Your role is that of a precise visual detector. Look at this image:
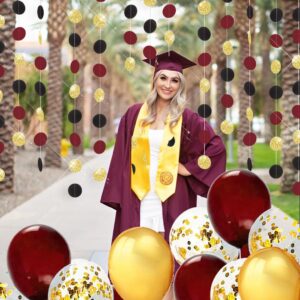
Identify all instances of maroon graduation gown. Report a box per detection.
[100,103,226,243]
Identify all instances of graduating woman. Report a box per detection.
[101,50,226,242]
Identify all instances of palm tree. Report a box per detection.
[45,0,68,168]
[0,0,16,193]
[281,0,298,193]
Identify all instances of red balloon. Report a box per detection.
[207,170,271,248]
[174,254,226,300]
[7,225,71,300]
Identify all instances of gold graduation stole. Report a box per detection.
[131,102,182,202]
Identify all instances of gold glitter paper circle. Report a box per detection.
[144,0,157,6]
[94,88,105,102]
[0,90,3,103]
[270,136,282,151]
[246,107,253,121]
[271,60,281,74]
[93,14,106,29]
[200,78,210,93]
[69,159,82,173]
[0,169,5,182]
[124,57,136,72]
[220,120,234,135]
[160,171,173,185]
[14,54,25,66]
[198,155,211,169]
[93,168,107,181]
[198,1,211,15]
[293,130,300,144]
[164,30,175,46]
[12,132,25,147]
[0,16,5,28]
[38,32,42,45]
[36,107,44,121]
[69,84,80,99]
[292,55,300,70]
[68,9,83,24]
[223,41,233,56]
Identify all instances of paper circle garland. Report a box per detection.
[198,53,211,66]
[198,104,212,118]
[198,155,211,169]
[292,55,300,69]
[68,183,82,197]
[93,14,106,29]
[34,132,47,147]
[220,15,235,29]
[94,88,105,102]
[69,133,81,147]
[13,79,26,93]
[0,168,5,182]
[36,107,44,121]
[93,168,107,181]
[124,31,137,45]
[163,4,176,18]
[68,9,82,24]
[13,106,25,120]
[0,15,5,28]
[35,81,46,96]
[69,33,81,47]
[13,27,26,41]
[293,130,300,144]
[69,84,80,99]
[270,136,282,151]
[93,64,107,77]
[143,45,156,59]
[94,40,107,53]
[198,1,212,15]
[221,94,234,108]
[246,107,254,121]
[243,132,257,146]
[144,19,156,33]
[271,59,281,74]
[198,27,211,41]
[124,57,135,72]
[270,111,282,125]
[93,114,107,128]
[199,78,210,93]
[35,56,47,70]
[69,159,82,173]
[68,109,82,123]
[164,30,175,45]
[70,60,80,73]
[270,8,283,22]
[124,5,137,19]
[220,120,234,135]
[0,90,3,102]
[144,0,157,6]
[269,164,283,178]
[13,1,26,14]
[94,140,106,154]
[223,41,233,56]
[37,5,44,19]
[12,132,25,147]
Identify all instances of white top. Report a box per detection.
[140,128,165,232]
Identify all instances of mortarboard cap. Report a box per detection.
[143,50,196,74]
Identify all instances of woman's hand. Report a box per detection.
[178,162,191,176]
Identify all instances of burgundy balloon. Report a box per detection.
[7,225,71,300]
[174,254,226,300]
[207,170,271,248]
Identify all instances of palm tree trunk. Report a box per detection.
[0,0,15,193]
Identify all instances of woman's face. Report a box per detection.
[156,70,181,101]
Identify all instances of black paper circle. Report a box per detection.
[247,158,253,171]
[37,5,44,19]
[223,0,232,2]
[221,68,234,82]
[244,81,255,96]
[198,104,212,118]
[12,80,26,93]
[293,81,300,95]
[0,115,4,128]
[93,114,107,128]
[94,40,106,54]
[293,157,300,170]
[144,19,156,33]
[293,8,300,22]
[269,85,283,99]
[38,158,43,172]
[0,41,4,53]
[269,164,283,178]
[247,5,254,19]
[69,33,81,47]
[124,5,137,19]
[68,183,82,197]
[35,81,46,96]
[13,1,25,14]
[198,27,211,41]
[270,8,282,22]
[68,109,82,124]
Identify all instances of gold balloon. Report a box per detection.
[14,54,25,66]
[238,247,300,300]
[0,15,5,28]
[197,155,211,169]
[94,88,105,103]
[12,132,25,147]
[69,159,82,173]
[200,78,210,93]
[0,90,3,103]
[68,9,82,24]
[271,60,281,74]
[0,169,5,182]
[164,30,175,46]
[270,136,282,151]
[93,14,106,29]
[69,84,80,99]
[124,57,136,73]
[246,107,253,121]
[198,1,212,15]
[220,120,234,135]
[292,55,300,70]
[144,0,157,6]
[293,130,300,144]
[36,107,44,121]
[109,227,174,300]
[93,168,107,181]
[38,32,42,45]
[223,41,233,56]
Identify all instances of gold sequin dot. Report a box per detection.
[0,15,5,28]
[160,171,173,185]
[12,132,26,147]
[246,107,253,121]
[164,30,175,46]
[94,88,105,103]
[69,159,82,173]
[292,55,300,70]
[68,9,83,24]
[220,120,234,135]
[69,84,80,99]
[198,1,211,15]
[0,169,5,182]
[271,60,281,74]
[93,14,106,29]
[124,57,136,72]
[223,41,233,56]
[144,0,157,6]
[198,155,211,169]
[270,136,282,151]
[200,78,210,93]
[93,168,106,181]
[36,107,44,121]
[293,130,300,144]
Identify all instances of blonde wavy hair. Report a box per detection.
[141,70,187,131]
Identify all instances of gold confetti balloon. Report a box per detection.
[223,41,233,56]
[199,78,210,93]
[94,88,105,103]
[48,260,113,300]
[0,15,5,28]
[93,168,107,181]
[36,107,44,121]
[211,258,246,300]
[170,207,239,265]
[198,1,212,15]
[198,154,211,169]
[0,283,13,298]
[292,55,300,70]
[293,130,300,144]
[93,14,106,29]
[249,207,300,264]
[144,0,157,6]
[14,54,25,66]
[164,30,175,46]
[12,132,25,147]
[0,90,3,103]
[124,57,136,73]
[68,9,82,24]
[69,84,80,99]
[68,159,82,173]
[0,169,5,182]
[271,60,281,74]
[270,136,282,151]
[220,120,234,135]
[246,107,253,121]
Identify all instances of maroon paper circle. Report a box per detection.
[143,46,157,59]
[270,111,282,125]
[13,27,26,41]
[124,31,137,45]
[292,105,300,118]
[34,56,47,70]
[34,132,47,146]
[292,181,300,195]
[70,60,80,73]
[0,65,5,77]
[244,56,256,70]
[13,106,26,120]
[93,64,107,77]
[0,141,4,154]
[221,94,234,108]
[198,53,211,67]
[220,15,234,29]
[243,132,257,146]
[69,133,81,147]
[94,140,106,154]
[163,4,176,18]
[293,29,300,44]
[269,34,283,48]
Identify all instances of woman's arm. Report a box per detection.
[178,162,191,176]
